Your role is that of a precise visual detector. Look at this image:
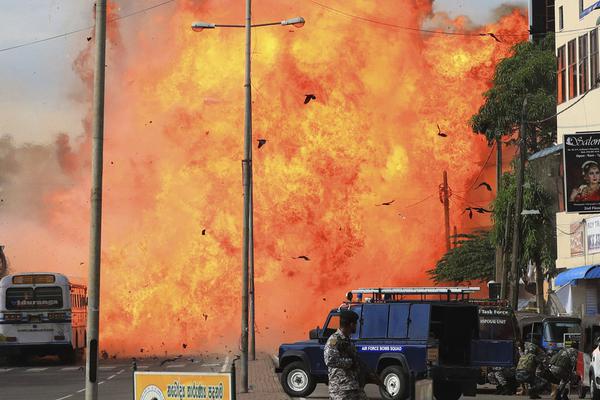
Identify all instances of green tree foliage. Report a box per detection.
[491,168,556,278]
[428,231,495,284]
[471,34,556,150]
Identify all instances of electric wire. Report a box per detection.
[462,143,496,193]
[305,0,599,38]
[0,0,175,53]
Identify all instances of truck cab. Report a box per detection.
[276,287,513,400]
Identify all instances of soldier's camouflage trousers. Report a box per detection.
[329,389,369,400]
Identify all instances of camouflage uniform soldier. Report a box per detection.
[324,310,367,400]
[515,342,547,399]
[542,345,578,400]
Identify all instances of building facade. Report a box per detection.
[553,0,600,315]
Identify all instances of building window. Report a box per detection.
[580,0,585,14]
[592,28,599,88]
[569,39,578,99]
[559,6,564,30]
[558,45,566,103]
[546,0,555,32]
[579,34,589,93]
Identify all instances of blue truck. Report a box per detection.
[276,287,514,400]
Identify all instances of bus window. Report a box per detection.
[6,286,63,310]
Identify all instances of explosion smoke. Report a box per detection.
[0,1,526,354]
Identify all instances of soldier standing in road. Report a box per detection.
[324,310,367,400]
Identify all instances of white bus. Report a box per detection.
[0,272,86,363]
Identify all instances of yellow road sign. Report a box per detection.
[134,371,233,400]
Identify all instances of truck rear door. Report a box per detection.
[471,307,515,367]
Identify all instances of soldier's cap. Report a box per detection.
[340,310,359,325]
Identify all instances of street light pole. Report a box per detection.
[191,13,305,393]
[85,1,107,399]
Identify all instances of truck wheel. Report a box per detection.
[592,373,600,400]
[280,361,316,398]
[379,365,408,400]
[434,381,462,400]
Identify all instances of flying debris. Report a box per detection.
[257,139,267,149]
[201,229,206,235]
[202,313,208,321]
[160,355,182,366]
[304,94,316,104]
[476,182,492,191]
[437,124,448,137]
[376,200,395,206]
[182,343,187,349]
[398,213,407,220]
[293,256,310,261]
[482,32,502,42]
[474,207,491,214]
[87,37,92,41]
[464,208,474,219]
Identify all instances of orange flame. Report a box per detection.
[8,1,528,355]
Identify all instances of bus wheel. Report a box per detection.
[59,349,77,364]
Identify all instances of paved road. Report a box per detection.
[0,354,232,400]
[307,383,584,399]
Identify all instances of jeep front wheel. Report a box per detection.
[280,361,316,397]
[379,365,408,400]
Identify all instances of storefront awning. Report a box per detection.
[528,143,563,161]
[555,265,600,286]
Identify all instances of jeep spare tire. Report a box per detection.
[280,361,316,397]
[379,365,408,400]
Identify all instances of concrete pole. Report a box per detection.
[495,138,504,283]
[85,1,107,399]
[443,171,450,252]
[249,171,255,361]
[510,98,528,310]
[240,0,251,392]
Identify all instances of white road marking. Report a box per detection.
[117,369,125,375]
[98,381,105,385]
[55,395,73,400]
[0,368,14,372]
[61,367,80,371]
[26,368,48,372]
[99,366,115,370]
[166,364,185,368]
[77,389,85,393]
[107,374,116,380]
[137,365,149,369]
[201,363,220,367]
[221,356,230,373]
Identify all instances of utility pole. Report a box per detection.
[240,0,252,391]
[453,226,458,248]
[249,174,255,361]
[501,207,511,300]
[442,171,451,252]
[510,98,528,310]
[85,1,107,399]
[495,138,504,283]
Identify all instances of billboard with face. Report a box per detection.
[564,133,600,212]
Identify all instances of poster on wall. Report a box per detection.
[570,221,585,256]
[564,132,600,212]
[587,216,600,254]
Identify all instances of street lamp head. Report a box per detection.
[191,21,216,32]
[281,17,305,28]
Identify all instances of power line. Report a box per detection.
[462,143,496,193]
[398,193,436,210]
[306,0,598,39]
[0,0,175,54]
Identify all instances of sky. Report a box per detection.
[0,0,527,145]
